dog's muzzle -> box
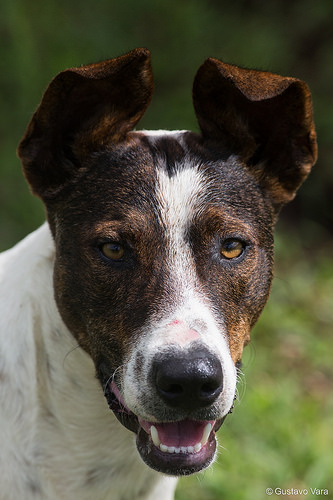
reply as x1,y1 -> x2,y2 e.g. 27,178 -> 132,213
103,346 -> 233,476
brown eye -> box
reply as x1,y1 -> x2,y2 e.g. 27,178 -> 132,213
101,242 -> 124,260
220,239 -> 244,260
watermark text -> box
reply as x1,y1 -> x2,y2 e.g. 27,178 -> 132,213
265,487 -> 329,496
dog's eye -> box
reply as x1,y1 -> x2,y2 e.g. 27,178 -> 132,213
220,239 -> 245,259
101,242 -> 124,261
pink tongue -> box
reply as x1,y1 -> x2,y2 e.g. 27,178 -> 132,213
140,419 -> 214,447
157,420 -> 205,447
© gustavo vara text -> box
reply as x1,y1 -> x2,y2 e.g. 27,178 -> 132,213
270,487 -> 329,496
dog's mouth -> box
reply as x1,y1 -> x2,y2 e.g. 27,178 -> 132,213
105,380 -> 226,475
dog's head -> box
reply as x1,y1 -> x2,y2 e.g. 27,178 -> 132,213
18,49 -> 316,476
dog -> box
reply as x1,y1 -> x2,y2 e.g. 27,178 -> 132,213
0,48 -> 317,500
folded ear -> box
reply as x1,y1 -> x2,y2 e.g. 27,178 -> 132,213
18,48 -> 153,199
193,58 -> 317,210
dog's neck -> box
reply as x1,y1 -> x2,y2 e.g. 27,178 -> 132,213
2,223 -> 175,500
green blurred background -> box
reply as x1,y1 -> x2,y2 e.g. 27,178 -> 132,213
0,1 -> 332,498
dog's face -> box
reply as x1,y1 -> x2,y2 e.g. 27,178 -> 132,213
42,132 -> 275,474
18,49 -> 317,476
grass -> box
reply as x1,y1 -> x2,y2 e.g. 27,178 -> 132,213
176,233 -> 333,500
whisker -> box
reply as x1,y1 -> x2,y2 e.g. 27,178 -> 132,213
235,366 -> 247,406
103,365 -> 124,395
62,344 -> 81,368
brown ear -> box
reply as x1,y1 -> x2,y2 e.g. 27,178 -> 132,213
193,58 -> 317,209
18,48 -> 153,199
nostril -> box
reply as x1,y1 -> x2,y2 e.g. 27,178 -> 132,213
158,383 -> 184,402
157,377 -> 183,397
167,384 -> 183,395
201,381 -> 220,396
168,384 -> 183,394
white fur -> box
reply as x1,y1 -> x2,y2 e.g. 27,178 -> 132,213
0,224 -> 177,500
141,129 -> 187,137
124,165 -> 236,421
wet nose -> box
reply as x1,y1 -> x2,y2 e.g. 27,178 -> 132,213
152,347 -> 223,411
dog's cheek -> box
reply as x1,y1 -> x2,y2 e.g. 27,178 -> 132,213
53,276 -> 129,373
51,254 -> 118,356
52,243 -> 156,366
227,319 -> 251,364
204,249 -> 273,364
228,266 -> 273,363
53,260 -> 85,342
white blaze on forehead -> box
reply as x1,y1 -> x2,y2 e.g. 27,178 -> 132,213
153,163 -> 210,321
155,164 -> 208,251
154,163 -> 212,309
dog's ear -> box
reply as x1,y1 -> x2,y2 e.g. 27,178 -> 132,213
18,48 -> 153,199
193,58 -> 317,210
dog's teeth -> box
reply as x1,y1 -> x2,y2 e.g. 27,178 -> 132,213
150,425 -> 161,447
158,442 -> 204,455
152,422 -> 213,454
194,442 -> 202,452
200,423 -> 212,446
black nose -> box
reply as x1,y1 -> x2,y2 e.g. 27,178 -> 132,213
152,347 -> 223,411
